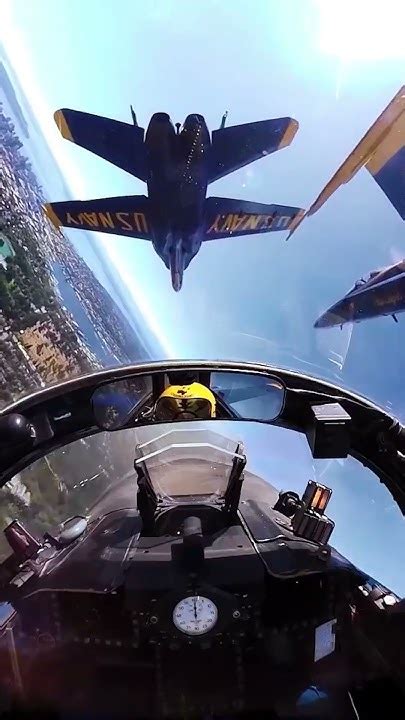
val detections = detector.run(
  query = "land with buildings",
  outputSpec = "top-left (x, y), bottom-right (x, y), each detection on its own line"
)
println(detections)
top-left (0, 99), bottom-right (150, 408)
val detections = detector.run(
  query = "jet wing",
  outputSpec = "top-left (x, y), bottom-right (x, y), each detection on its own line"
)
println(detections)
top-left (208, 117), bottom-right (298, 183)
top-left (54, 109), bottom-right (148, 182)
top-left (288, 86), bottom-right (405, 238)
top-left (43, 195), bottom-right (153, 240)
top-left (203, 197), bottom-right (305, 239)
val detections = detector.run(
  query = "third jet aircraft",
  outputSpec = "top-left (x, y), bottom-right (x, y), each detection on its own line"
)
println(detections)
top-left (44, 108), bottom-right (304, 291)
top-left (313, 86), bottom-right (405, 329)
top-left (315, 260), bottom-right (405, 328)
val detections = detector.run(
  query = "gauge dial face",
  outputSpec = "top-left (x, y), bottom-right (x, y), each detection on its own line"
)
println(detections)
top-left (172, 596), bottom-right (218, 635)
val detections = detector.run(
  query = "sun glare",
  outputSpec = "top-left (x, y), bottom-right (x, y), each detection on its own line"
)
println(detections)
top-left (317, 0), bottom-right (405, 62)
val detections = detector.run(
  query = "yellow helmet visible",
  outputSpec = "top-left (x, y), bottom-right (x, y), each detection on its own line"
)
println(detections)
top-left (154, 382), bottom-right (216, 421)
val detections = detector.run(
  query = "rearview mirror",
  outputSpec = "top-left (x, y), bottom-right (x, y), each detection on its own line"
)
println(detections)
top-left (211, 372), bottom-right (285, 421)
top-left (92, 376), bottom-right (153, 430)
top-left (91, 370), bottom-right (285, 430)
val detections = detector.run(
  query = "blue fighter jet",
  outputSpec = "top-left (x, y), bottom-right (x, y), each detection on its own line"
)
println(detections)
top-left (44, 108), bottom-right (304, 291)
top-left (315, 260), bottom-right (405, 328)
top-left (313, 87), bottom-right (405, 330)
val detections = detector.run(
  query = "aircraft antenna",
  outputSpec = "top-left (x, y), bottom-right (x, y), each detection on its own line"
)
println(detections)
top-left (220, 111), bottom-right (228, 129)
top-left (130, 105), bottom-right (138, 126)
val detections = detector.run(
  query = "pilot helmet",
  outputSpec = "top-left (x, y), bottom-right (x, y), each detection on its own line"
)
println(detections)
top-left (154, 382), bottom-right (216, 421)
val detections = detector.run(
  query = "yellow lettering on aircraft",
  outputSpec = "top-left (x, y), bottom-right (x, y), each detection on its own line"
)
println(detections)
top-left (133, 212), bottom-right (149, 233)
top-left (80, 212), bottom-right (99, 228)
top-left (275, 215), bottom-right (292, 229)
top-left (99, 212), bottom-right (115, 229)
top-left (62, 210), bottom-right (149, 234)
top-left (207, 215), bottom-right (221, 233)
top-left (207, 212), bottom-right (296, 235)
top-left (66, 212), bottom-right (79, 225)
top-left (263, 215), bottom-right (275, 228)
top-left (221, 214), bottom-right (234, 232)
top-left (242, 214), bottom-right (262, 231)
top-left (230, 214), bottom-right (247, 232)
top-left (116, 212), bottom-right (134, 231)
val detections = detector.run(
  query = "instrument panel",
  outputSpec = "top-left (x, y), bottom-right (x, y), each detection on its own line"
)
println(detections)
top-left (0, 505), bottom-right (367, 720)
top-left (13, 585), bottom-right (262, 652)
top-left (1, 504), bottom-right (351, 656)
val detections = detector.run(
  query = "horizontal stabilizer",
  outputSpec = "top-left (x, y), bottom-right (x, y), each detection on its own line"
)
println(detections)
top-left (44, 196), bottom-right (153, 240)
top-left (287, 85), bottom-right (405, 238)
top-left (203, 197), bottom-right (305, 239)
top-left (209, 117), bottom-right (298, 184)
top-left (54, 108), bottom-right (148, 182)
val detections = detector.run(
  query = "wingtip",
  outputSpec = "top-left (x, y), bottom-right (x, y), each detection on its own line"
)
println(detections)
top-left (313, 316), bottom-right (329, 329)
top-left (278, 118), bottom-right (299, 149)
top-left (286, 209), bottom-right (307, 239)
top-left (54, 109), bottom-right (73, 141)
top-left (314, 310), bottom-right (344, 329)
top-left (43, 203), bottom-right (62, 229)
top-left (305, 85), bottom-right (405, 219)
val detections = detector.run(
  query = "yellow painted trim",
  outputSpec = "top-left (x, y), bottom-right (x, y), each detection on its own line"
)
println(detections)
top-left (43, 203), bottom-right (61, 228)
top-left (366, 113), bottom-right (405, 175)
top-left (54, 109), bottom-right (73, 141)
top-left (307, 85), bottom-right (405, 216)
top-left (279, 118), bottom-right (299, 149)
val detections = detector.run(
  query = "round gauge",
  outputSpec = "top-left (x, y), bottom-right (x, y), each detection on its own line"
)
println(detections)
top-left (172, 596), bottom-right (218, 636)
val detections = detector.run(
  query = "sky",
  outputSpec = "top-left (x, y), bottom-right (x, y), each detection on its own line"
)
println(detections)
top-left (1, 0), bottom-right (405, 591)
top-left (2, 0), bottom-right (404, 376)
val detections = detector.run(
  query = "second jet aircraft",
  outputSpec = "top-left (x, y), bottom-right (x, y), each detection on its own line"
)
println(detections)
top-left (44, 108), bottom-right (304, 290)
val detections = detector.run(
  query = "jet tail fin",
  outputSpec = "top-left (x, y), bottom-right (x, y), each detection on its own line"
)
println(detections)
top-left (44, 195), bottom-right (153, 240)
top-left (54, 108), bottom-right (148, 181)
top-left (203, 197), bottom-right (305, 239)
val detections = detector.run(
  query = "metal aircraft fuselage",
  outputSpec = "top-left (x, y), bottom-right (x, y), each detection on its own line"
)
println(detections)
top-left (145, 113), bottom-right (210, 291)
top-left (315, 260), bottom-right (405, 328)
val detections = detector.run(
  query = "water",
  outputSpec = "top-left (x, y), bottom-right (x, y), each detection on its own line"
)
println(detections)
top-left (51, 261), bottom-right (117, 366)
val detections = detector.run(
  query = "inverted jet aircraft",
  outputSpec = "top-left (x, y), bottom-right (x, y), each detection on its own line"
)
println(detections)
top-left (287, 85), bottom-right (405, 239)
top-left (44, 108), bottom-right (305, 290)
top-left (315, 259), bottom-right (405, 328)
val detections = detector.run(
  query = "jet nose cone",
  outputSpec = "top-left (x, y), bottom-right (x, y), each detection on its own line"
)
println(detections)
top-left (172, 272), bottom-right (183, 292)
top-left (314, 309), bottom-right (344, 328)
top-left (314, 315), bottom-right (328, 328)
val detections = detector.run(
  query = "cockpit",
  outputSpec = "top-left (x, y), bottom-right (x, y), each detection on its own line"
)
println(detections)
top-left (0, 362), bottom-right (404, 720)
